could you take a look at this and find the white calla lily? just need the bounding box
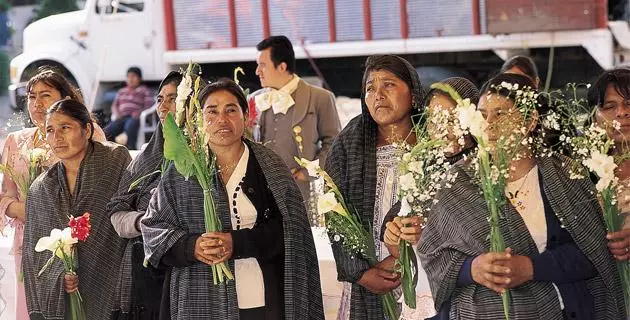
[317,192,346,216]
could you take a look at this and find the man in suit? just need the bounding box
[251,35,341,206]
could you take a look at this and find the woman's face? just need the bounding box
[364,69,412,127]
[157,83,178,123]
[427,92,469,156]
[477,92,529,149]
[28,81,63,127]
[594,84,630,146]
[202,89,245,148]
[45,112,91,162]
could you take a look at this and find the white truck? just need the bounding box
[8,0,630,113]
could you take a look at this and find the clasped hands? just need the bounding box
[194,232,233,265]
[471,248,533,294]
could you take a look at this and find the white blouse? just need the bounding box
[226,144,265,309]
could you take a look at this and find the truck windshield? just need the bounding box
[95,0,144,14]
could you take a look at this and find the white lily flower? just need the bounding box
[398,197,412,217]
[398,172,417,191]
[317,192,346,216]
[35,227,77,259]
[297,157,320,177]
[583,150,617,191]
[175,74,193,124]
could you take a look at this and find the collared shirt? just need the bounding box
[112,85,154,117]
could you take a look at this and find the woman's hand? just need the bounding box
[496,248,533,289]
[357,267,400,294]
[384,216,423,247]
[6,200,25,221]
[194,233,233,265]
[199,232,234,265]
[471,251,512,293]
[64,273,79,293]
[607,228,630,260]
[356,256,400,294]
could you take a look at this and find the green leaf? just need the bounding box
[162,113,198,179]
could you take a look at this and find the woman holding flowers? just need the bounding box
[381,76,480,319]
[589,68,630,262]
[419,73,625,319]
[0,69,105,319]
[22,99,131,319]
[106,71,185,319]
[325,54,426,320]
[141,79,323,320]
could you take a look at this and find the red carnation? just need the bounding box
[69,212,91,241]
[247,97,258,128]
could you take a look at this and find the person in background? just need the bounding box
[0,68,106,320]
[107,71,186,320]
[23,99,131,319]
[104,66,154,150]
[500,55,541,89]
[251,35,341,211]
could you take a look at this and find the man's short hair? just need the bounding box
[256,35,296,74]
[127,66,142,79]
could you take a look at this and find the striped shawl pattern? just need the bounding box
[418,155,625,319]
[23,142,132,319]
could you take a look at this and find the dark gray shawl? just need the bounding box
[141,141,324,320]
[325,55,424,320]
[23,142,132,320]
[106,123,166,314]
[108,122,165,216]
[418,155,625,319]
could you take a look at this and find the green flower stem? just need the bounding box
[398,239,417,309]
[602,188,630,313]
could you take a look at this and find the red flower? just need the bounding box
[68,213,91,242]
[247,97,258,128]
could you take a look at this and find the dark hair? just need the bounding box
[500,55,539,87]
[26,68,84,104]
[481,73,557,147]
[47,99,95,140]
[127,66,142,79]
[198,79,249,115]
[256,35,296,74]
[587,68,630,108]
[158,71,182,92]
[362,55,423,116]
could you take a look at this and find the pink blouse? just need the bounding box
[0,124,106,256]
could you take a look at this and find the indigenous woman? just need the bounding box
[381,76,480,319]
[419,73,625,319]
[22,99,131,319]
[590,69,630,311]
[107,71,183,319]
[325,54,424,320]
[0,69,105,319]
[142,79,323,320]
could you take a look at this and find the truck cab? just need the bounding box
[8,0,165,111]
